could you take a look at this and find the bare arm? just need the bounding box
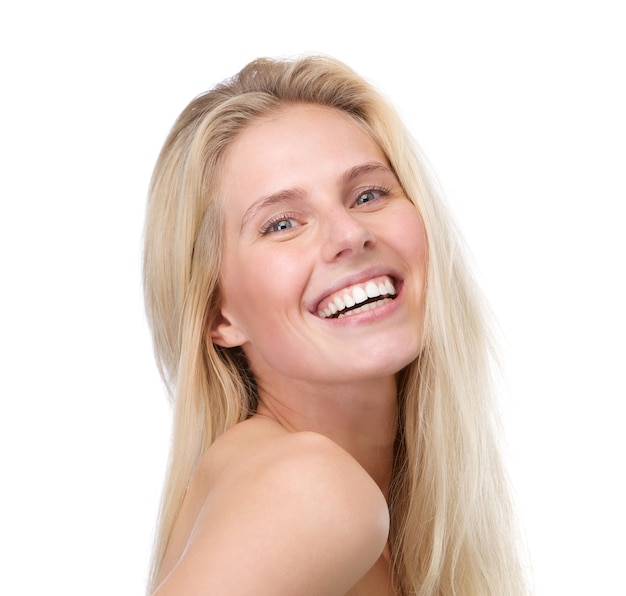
[152,431,389,596]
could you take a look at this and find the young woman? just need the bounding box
[143,55,526,595]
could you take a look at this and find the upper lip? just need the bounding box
[307,265,402,314]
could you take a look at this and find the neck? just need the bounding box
[254,375,398,499]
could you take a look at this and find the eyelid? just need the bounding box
[259,212,302,235]
[354,185,392,205]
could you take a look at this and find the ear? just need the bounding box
[210,312,246,348]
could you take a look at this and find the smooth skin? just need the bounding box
[153,105,427,595]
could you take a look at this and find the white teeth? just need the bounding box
[336,298,391,318]
[365,281,381,299]
[353,286,368,305]
[318,278,397,319]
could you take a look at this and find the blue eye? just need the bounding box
[271,219,297,232]
[261,215,301,234]
[355,187,389,206]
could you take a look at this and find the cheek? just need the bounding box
[221,267,264,328]
[220,248,308,333]
[413,223,428,272]
[394,211,428,318]
[393,208,428,269]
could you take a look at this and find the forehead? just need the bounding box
[231,103,382,155]
[219,104,389,199]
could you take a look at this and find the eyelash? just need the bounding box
[259,185,392,235]
[260,212,302,235]
[354,185,391,206]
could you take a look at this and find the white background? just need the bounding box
[1,1,624,594]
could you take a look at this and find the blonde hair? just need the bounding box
[144,55,526,595]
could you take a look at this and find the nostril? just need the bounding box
[320,210,377,262]
[335,225,375,258]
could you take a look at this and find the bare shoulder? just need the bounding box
[153,418,389,596]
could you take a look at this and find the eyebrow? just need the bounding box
[240,188,306,233]
[239,161,395,233]
[341,161,395,185]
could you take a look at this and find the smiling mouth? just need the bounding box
[316,276,398,319]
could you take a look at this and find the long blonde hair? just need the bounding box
[143,55,526,595]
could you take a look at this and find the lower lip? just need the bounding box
[315,283,404,326]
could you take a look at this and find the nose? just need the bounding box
[320,207,376,262]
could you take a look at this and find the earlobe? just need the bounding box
[210,313,246,348]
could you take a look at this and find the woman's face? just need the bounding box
[212,104,427,390]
